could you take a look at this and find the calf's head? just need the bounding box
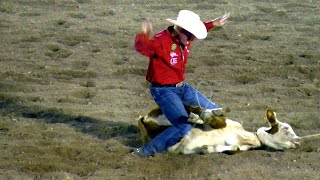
[257,108,301,150]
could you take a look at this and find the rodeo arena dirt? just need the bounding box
[0,0,319,179]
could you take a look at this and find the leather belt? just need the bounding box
[151,81,184,88]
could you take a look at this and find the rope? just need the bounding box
[195,80,214,110]
[301,133,320,140]
[184,80,215,129]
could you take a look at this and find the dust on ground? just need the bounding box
[0,0,319,179]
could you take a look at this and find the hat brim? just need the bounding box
[166,18,207,39]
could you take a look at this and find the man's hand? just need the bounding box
[141,21,153,35]
[211,12,230,27]
[188,113,204,124]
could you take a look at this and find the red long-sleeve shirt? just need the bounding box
[134,22,214,85]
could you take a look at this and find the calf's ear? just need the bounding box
[208,116,227,129]
[138,116,151,145]
[266,108,277,125]
[266,108,279,135]
[148,106,163,117]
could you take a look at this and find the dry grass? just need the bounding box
[0,0,319,179]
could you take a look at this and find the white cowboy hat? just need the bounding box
[166,10,207,39]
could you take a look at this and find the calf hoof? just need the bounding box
[230,145,240,151]
[202,145,215,154]
[224,145,241,155]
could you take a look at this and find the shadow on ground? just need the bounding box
[0,95,141,148]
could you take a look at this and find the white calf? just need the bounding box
[137,107,301,154]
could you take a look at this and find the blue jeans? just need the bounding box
[142,83,218,156]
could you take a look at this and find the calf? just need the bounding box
[137,107,301,154]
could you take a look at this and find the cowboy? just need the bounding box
[133,10,230,157]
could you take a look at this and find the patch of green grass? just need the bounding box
[268,10,288,19]
[19,35,40,42]
[0,2,16,13]
[2,70,52,85]
[91,27,116,36]
[59,35,90,46]
[246,33,271,41]
[45,43,61,52]
[234,74,260,85]
[45,47,72,59]
[315,80,320,88]
[289,113,320,130]
[300,144,318,152]
[76,0,91,4]
[57,97,86,104]
[302,87,319,97]
[44,49,72,59]
[113,57,129,65]
[297,65,320,81]
[73,89,97,99]
[256,5,277,14]
[0,82,35,92]
[90,45,101,53]
[72,60,90,70]
[0,117,131,176]
[114,68,147,76]
[53,19,74,28]
[69,12,86,19]
[0,18,13,29]
[0,95,98,124]
[95,9,116,17]
[80,80,96,87]
[19,9,41,16]
[52,69,97,79]
[193,2,217,9]
[285,2,317,9]
[186,64,196,73]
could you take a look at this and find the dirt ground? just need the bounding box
[0,0,319,179]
